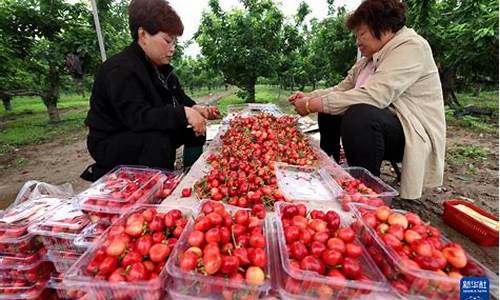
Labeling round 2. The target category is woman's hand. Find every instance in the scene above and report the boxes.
[184,107,207,136]
[206,106,221,119]
[192,105,209,118]
[192,105,221,120]
[288,91,305,104]
[293,96,323,116]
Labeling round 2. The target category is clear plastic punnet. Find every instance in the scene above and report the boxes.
[273,201,389,299]
[73,221,110,250]
[0,249,55,284]
[158,170,185,199]
[65,204,193,300]
[0,279,51,300]
[46,250,81,273]
[275,163,341,202]
[28,201,91,254]
[307,137,348,179]
[83,211,121,224]
[166,200,273,299]
[0,197,67,255]
[48,274,86,300]
[350,203,499,299]
[335,167,399,210]
[77,165,163,215]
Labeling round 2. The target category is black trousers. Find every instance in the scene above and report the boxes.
[84,128,205,181]
[318,104,405,177]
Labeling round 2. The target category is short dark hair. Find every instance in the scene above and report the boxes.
[128,0,184,41]
[346,0,406,39]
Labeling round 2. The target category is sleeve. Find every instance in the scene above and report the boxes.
[105,66,189,131]
[309,62,359,97]
[321,40,425,115]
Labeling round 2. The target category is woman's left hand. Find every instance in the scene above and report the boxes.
[192,105,209,119]
[192,105,221,120]
[207,106,221,119]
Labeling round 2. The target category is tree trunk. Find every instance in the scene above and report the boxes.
[46,101,60,122]
[1,95,11,111]
[43,65,61,122]
[312,81,316,90]
[438,65,461,108]
[76,78,86,98]
[244,83,256,103]
[474,83,481,97]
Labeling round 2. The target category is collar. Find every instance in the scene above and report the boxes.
[372,26,409,66]
[129,41,174,75]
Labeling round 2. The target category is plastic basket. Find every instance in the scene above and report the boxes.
[73,221,110,250]
[28,201,91,254]
[274,201,389,299]
[77,165,163,215]
[0,249,54,284]
[47,250,81,273]
[274,163,341,202]
[0,197,67,255]
[350,203,499,299]
[166,200,272,299]
[65,204,193,300]
[48,274,86,300]
[0,279,50,300]
[442,199,498,246]
[335,167,399,210]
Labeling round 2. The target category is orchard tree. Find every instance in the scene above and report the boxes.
[196,0,284,102]
[0,0,95,121]
[0,0,132,120]
[175,55,224,93]
[406,0,498,105]
[305,6,356,87]
[276,2,311,90]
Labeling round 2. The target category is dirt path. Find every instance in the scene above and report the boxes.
[0,100,498,272]
[195,88,235,105]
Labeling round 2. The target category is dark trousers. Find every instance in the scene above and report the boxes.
[318,104,405,176]
[84,128,205,181]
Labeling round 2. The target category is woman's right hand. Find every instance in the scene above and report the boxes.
[184,107,206,136]
[288,91,306,104]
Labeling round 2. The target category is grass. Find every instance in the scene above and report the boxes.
[188,87,228,99]
[446,91,499,134]
[0,94,88,118]
[0,88,224,155]
[446,144,492,174]
[217,85,294,114]
[0,110,88,154]
[456,91,498,112]
[447,144,491,163]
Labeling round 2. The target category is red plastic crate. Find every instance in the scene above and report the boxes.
[443,199,499,246]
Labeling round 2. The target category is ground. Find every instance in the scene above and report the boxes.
[0,90,498,274]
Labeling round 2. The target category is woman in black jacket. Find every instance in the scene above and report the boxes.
[82,0,217,181]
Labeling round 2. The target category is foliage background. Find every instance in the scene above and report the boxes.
[0,0,497,116]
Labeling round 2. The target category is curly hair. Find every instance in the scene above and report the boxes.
[128,0,183,41]
[346,0,406,39]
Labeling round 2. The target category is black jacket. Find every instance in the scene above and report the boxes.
[85,42,196,139]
